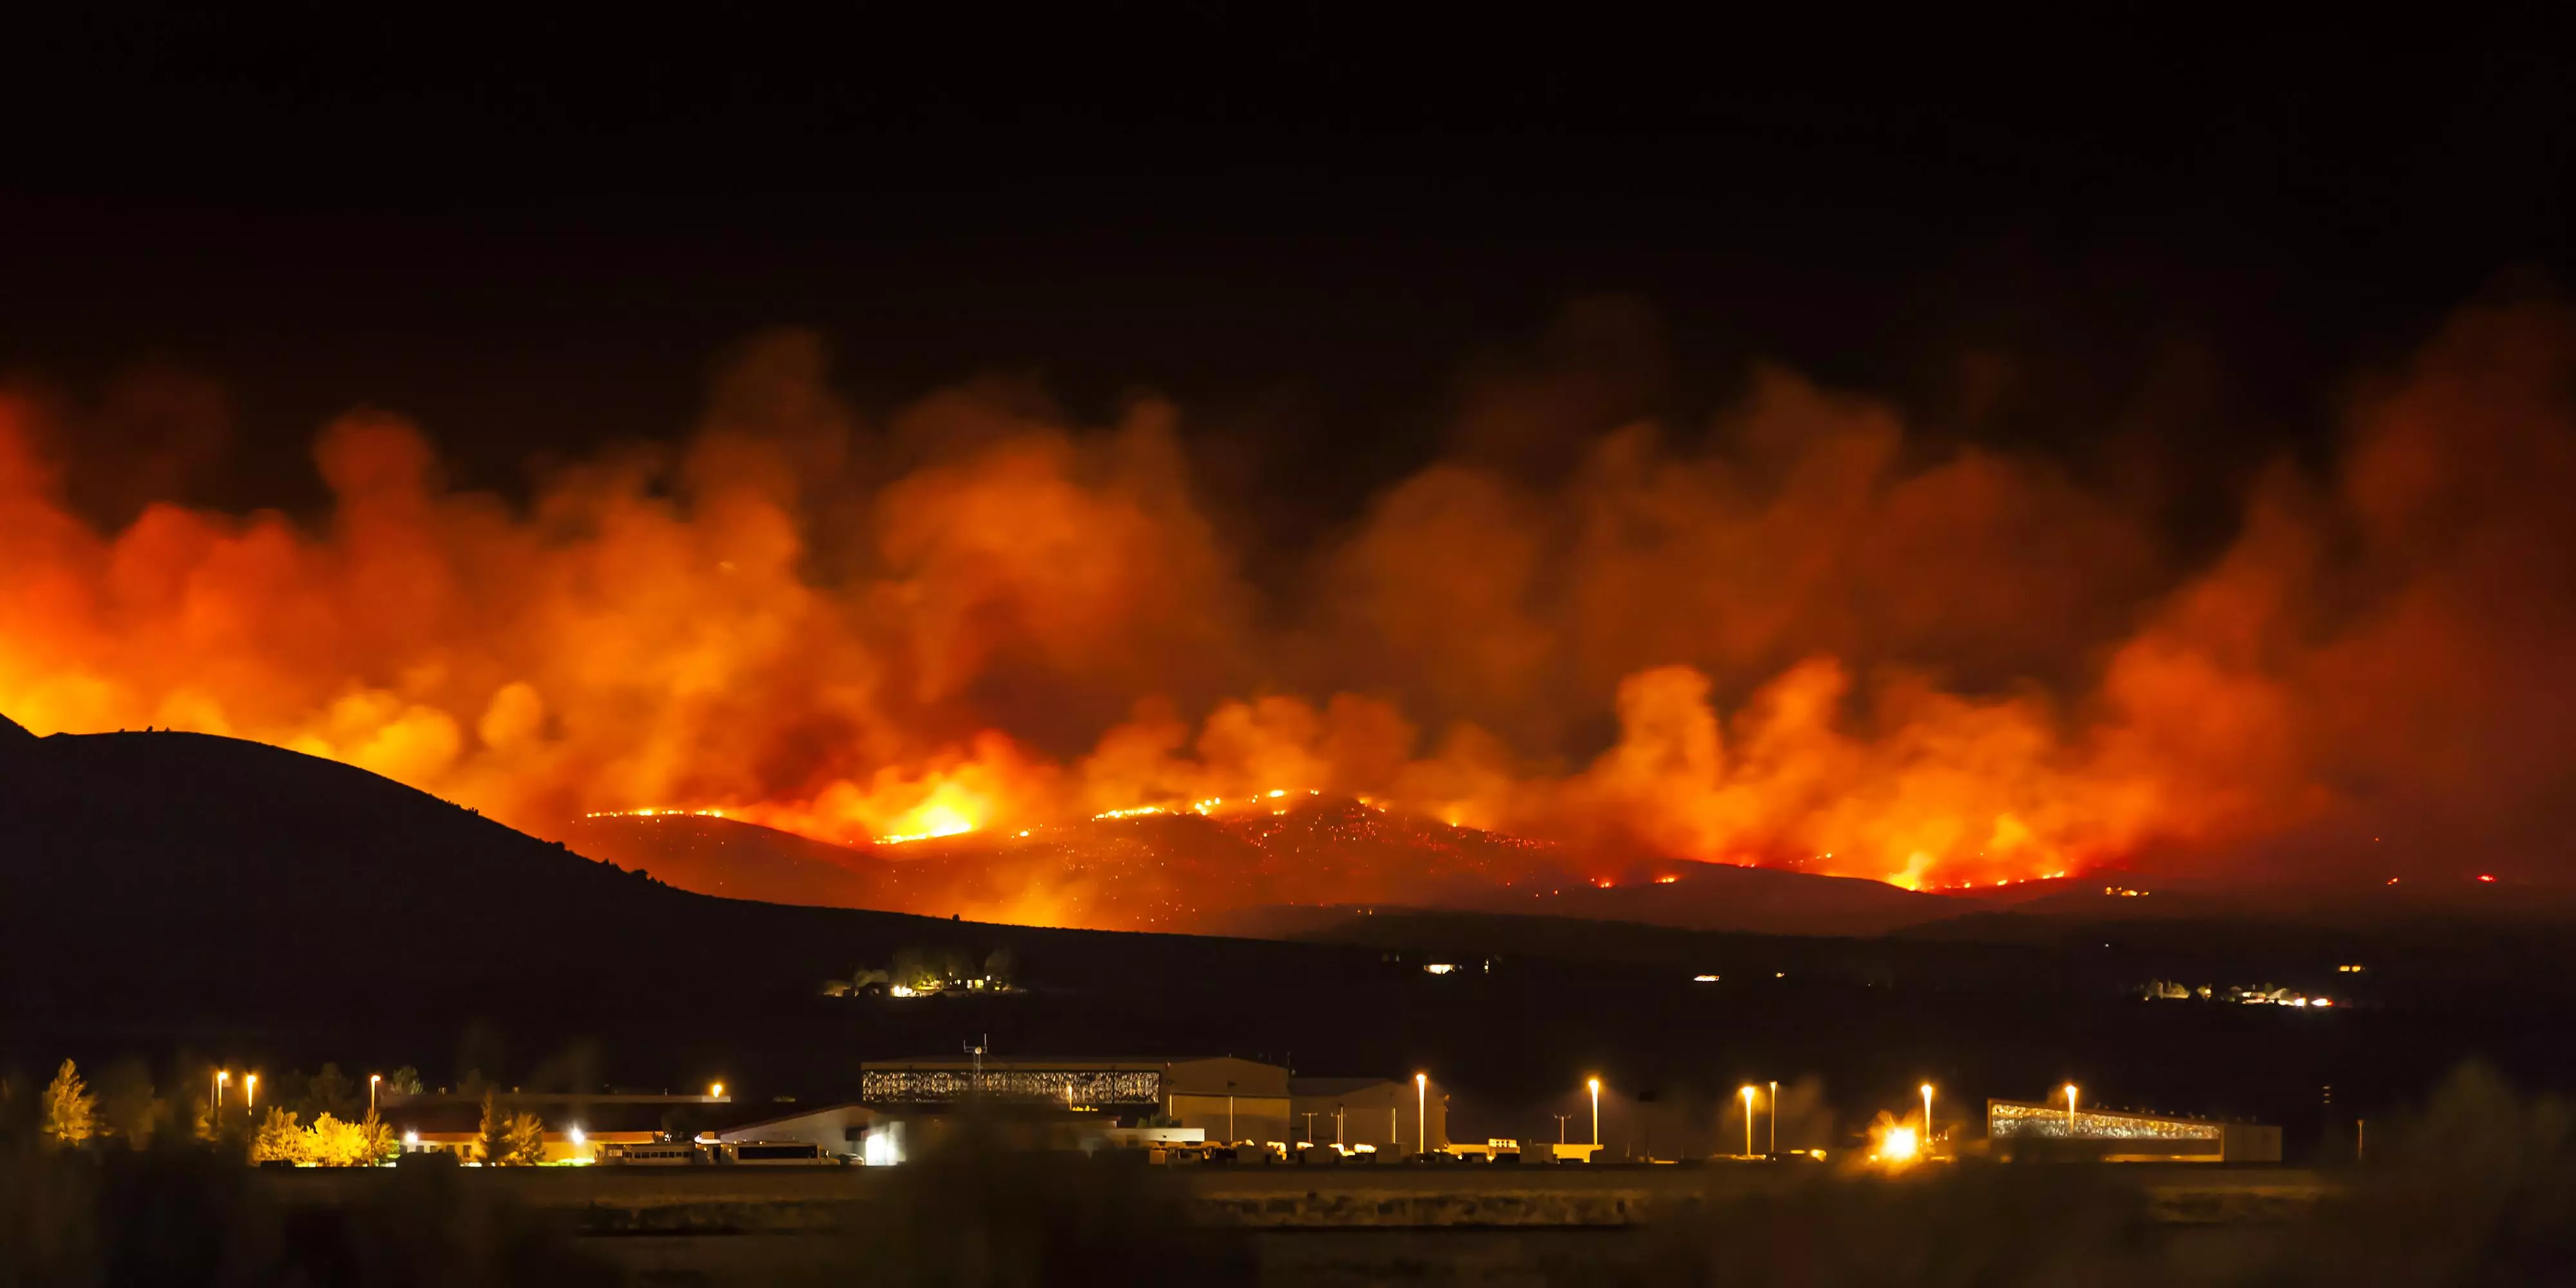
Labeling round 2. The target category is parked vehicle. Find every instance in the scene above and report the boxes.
[598,1141,705,1165]
[719,1140,841,1166]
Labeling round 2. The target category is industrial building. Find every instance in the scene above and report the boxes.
[1984,1099,2281,1162]
[381,1090,742,1163]
[858,1056,1448,1151]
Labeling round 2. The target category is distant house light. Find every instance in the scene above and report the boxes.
[1692,974,1720,983]
[1423,963,1458,975]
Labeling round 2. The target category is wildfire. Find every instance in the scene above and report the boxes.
[5,300,2573,918]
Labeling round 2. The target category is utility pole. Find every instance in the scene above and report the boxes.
[1554,1113,1572,1143]
[1303,1112,1317,1144]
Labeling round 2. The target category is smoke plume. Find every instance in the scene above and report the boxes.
[5,300,2573,896]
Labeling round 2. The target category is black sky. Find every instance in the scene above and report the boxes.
[5,5,2570,547]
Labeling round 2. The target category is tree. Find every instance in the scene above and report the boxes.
[475,1091,509,1164]
[357,1110,399,1164]
[307,1113,366,1166]
[299,1063,360,1123]
[305,1110,397,1166]
[253,1106,308,1163]
[93,1059,162,1149]
[386,1066,425,1095]
[504,1112,549,1166]
[41,1060,98,1146]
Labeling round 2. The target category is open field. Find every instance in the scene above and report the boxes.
[243,1163,2333,1286]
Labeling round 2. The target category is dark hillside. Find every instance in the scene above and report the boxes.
[0,730,1388,1085]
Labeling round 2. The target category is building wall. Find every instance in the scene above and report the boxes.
[1169,1092,1290,1145]
[715,1104,877,1156]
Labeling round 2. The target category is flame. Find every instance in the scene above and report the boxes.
[6,302,2576,915]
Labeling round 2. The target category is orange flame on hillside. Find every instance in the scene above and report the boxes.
[8,304,2576,905]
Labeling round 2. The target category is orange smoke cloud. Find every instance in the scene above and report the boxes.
[6,301,2575,902]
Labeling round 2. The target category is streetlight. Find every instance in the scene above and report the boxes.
[1739,1085,1757,1158]
[1415,1073,1428,1155]
[1768,1080,1778,1155]
[2063,1083,2079,1135]
[1920,1083,1935,1142]
[710,1082,725,1101]
[370,1073,383,1115]
[1554,1113,1573,1144]
[245,1074,258,1113]
[1587,1077,1601,1147]
[214,1070,230,1115]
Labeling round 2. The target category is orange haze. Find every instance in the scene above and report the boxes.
[6,303,2576,900]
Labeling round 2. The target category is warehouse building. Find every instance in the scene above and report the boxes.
[859,1056,1446,1151]
[1985,1099,2280,1162]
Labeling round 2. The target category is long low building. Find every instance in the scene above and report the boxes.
[1985,1099,2280,1162]
[859,1056,1448,1152]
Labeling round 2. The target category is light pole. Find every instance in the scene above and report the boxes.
[1587,1077,1601,1146]
[214,1070,229,1117]
[1415,1073,1428,1155]
[1303,1112,1317,1145]
[710,1082,725,1101]
[370,1073,383,1116]
[1920,1083,1935,1141]
[1554,1113,1573,1144]
[1768,1081,1778,1155]
[2063,1083,2079,1135]
[245,1074,258,1114]
[1739,1085,1756,1157]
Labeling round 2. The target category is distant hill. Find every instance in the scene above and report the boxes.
[568,798,1969,937]
[0,710,35,746]
[0,727,1381,1062]
[13,719,2576,1137]
[559,813,887,910]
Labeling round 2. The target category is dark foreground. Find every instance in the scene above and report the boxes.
[257,1163,2329,1287]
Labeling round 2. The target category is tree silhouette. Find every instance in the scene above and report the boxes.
[504,1112,548,1166]
[475,1092,509,1164]
[41,1061,98,1146]
[252,1107,307,1163]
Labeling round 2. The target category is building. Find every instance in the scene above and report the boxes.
[1985,1099,2281,1162]
[382,1090,786,1164]
[1289,1076,1449,1153]
[861,1055,1291,1144]
[858,1056,1448,1152]
[712,1102,882,1160]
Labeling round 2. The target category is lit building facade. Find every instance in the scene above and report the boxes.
[1985,1099,2280,1162]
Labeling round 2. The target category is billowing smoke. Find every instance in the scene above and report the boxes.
[4,300,2572,893]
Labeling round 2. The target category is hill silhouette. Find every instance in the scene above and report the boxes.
[0,726,1391,1079]
[0,711,34,746]
[569,800,1964,936]
[559,813,886,910]
[13,720,2576,1144]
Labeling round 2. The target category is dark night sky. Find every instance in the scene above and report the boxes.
[5,5,2571,542]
